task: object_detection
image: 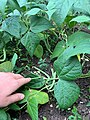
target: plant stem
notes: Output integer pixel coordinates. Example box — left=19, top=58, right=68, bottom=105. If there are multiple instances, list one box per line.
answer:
left=43, top=34, right=52, bottom=54
left=20, top=103, right=27, bottom=110
left=0, top=48, right=6, bottom=62
left=80, top=74, right=90, bottom=78
left=31, top=76, right=41, bottom=80
left=33, top=66, right=49, bottom=78
left=49, top=80, right=55, bottom=90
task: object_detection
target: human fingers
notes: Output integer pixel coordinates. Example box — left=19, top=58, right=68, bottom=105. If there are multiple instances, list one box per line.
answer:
left=0, top=72, right=24, bottom=80
left=6, top=93, right=25, bottom=106
left=9, top=78, right=31, bottom=94
left=13, top=74, right=24, bottom=79
left=7, top=72, right=24, bottom=79
left=17, top=78, right=31, bottom=87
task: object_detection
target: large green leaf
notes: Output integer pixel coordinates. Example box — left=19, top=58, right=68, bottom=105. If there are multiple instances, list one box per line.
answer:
left=8, top=0, right=21, bottom=11
left=62, top=31, right=90, bottom=61
left=27, top=97, right=38, bottom=120
left=54, top=32, right=90, bottom=72
left=0, top=61, right=13, bottom=72
left=54, top=80, right=80, bottom=109
left=2, top=17, right=21, bottom=38
left=73, top=0, right=90, bottom=15
left=67, top=31, right=90, bottom=47
left=70, top=15, right=90, bottom=23
left=54, top=57, right=82, bottom=80
left=0, top=109, right=7, bottom=120
left=21, top=32, right=41, bottom=57
left=51, top=40, right=66, bottom=60
left=30, top=16, right=53, bottom=33
left=20, top=90, right=49, bottom=119
left=47, top=0, right=77, bottom=25
left=20, top=90, right=49, bottom=105
left=0, top=0, right=7, bottom=13
left=54, top=32, right=90, bottom=79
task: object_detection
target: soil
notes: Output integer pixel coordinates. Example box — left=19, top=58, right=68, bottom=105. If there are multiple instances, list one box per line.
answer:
left=18, top=57, right=90, bottom=120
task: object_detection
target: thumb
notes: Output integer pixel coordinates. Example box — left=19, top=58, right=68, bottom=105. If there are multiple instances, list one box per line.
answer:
left=7, top=93, right=25, bottom=105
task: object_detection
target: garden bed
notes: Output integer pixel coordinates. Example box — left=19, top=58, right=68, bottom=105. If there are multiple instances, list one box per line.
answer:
left=0, top=0, right=90, bottom=120
left=11, top=57, right=90, bottom=120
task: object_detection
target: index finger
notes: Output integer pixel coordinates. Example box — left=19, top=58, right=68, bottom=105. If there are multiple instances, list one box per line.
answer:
left=8, top=78, right=31, bottom=95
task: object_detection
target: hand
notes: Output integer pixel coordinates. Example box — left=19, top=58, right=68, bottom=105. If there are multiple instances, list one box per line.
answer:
left=0, top=72, right=30, bottom=107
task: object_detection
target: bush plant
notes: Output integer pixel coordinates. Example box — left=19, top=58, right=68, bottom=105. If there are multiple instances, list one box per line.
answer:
left=0, top=0, right=90, bottom=119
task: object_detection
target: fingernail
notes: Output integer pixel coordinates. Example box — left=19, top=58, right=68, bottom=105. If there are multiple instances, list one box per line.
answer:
left=20, top=94, right=25, bottom=99
left=26, top=78, right=31, bottom=82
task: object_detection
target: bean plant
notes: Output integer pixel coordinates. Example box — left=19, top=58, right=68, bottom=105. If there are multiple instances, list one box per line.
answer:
left=0, top=0, right=90, bottom=120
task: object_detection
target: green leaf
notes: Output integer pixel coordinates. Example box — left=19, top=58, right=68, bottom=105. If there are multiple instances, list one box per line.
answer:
left=2, top=17, right=21, bottom=38
left=54, top=80, right=80, bottom=109
left=43, top=116, right=47, bottom=120
left=11, top=53, right=18, bottom=68
left=0, top=61, right=13, bottom=72
left=17, top=0, right=27, bottom=7
left=63, top=32, right=90, bottom=60
left=36, top=91, right=49, bottom=105
left=8, top=9, right=21, bottom=16
left=21, top=32, right=41, bottom=57
left=86, top=102, right=90, bottom=107
left=54, top=57, right=82, bottom=80
left=20, top=90, right=49, bottom=105
left=25, top=72, right=45, bottom=88
left=51, top=40, right=66, bottom=60
left=25, top=8, right=41, bottom=16
left=28, top=77, right=45, bottom=89
left=70, top=15, right=90, bottom=23
left=30, top=16, right=53, bottom=33
left=88, top=25, right=90, bottom=30
left=29, top=90, right=49, bottom=104
left=67, top=31, right=90, bottom=47
left=0, top=0, right=7, bottom=13
left=34, top=45, right=43, bottom=58
left=0, top=109, right=7, bottom=120
left=2, top=33, right=11, bottom=44
left=20, top=21, right=28, bottom=35
left=73, top=0, right=90, bottom=15
left=21, top=90, right=49, bottom=120
left=0, top=32, right=11, bottom=49
left=7, top=113, right=11, bottom=120
left=46, top=9, right=56, bottom=20
left=27, top=97, right=38, bottom=120
left=19, top=90, right=30, bottom=104
left=36, top=4, right=47, bottom=10
left=9, top=103, right=20, bottom=111
left=54, top=32, right=90, bottom=75
left=47, top=0, right=77, bottom=25
left=8, top=0, right=21, bottom=12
